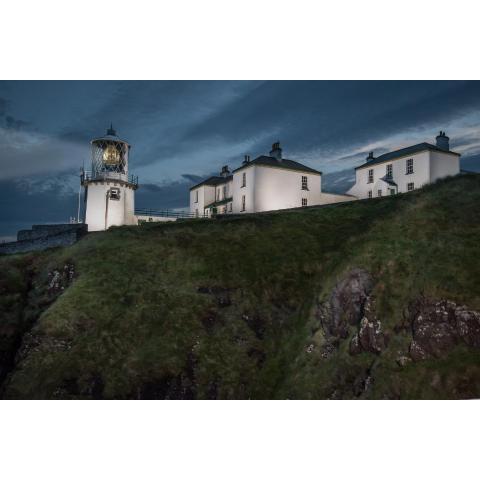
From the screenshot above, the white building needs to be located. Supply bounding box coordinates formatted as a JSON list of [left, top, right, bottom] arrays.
[[347, 131, 460, 199], [190, 142, 353, 216], [81, 126, 139, 231]]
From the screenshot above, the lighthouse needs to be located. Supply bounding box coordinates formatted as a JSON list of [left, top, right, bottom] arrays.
[[81, 125, 139, 231]]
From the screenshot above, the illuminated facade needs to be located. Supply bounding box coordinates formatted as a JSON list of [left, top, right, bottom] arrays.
[[190, 142, 354, 216], [347, 132, 461, 199], [81, 125, 139, 231]]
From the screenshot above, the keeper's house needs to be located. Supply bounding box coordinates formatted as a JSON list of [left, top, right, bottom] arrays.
[[347, 131, 460, 199], [190, 142, 353, 216]]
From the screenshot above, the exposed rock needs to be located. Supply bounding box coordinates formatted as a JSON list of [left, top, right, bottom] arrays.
[[349, 297, 387, 355], [317, 268, 374, 339], [409, 298, 480, 361], [47, 263, 75, 295], [396, 355, 412, 367]]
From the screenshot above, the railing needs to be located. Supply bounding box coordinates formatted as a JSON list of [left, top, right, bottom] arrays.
[[135, 208, 207, 219], [81, 170, 139, 186]]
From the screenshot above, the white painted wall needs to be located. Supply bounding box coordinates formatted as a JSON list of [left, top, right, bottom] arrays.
[[252, 165, 321, 212], [190, 184, 215, 216], [233, 166, 256, 213], [319, 192, 356, 205], [430, 150, 460, 183], [135, 215, 176, 223], [85, 182, 135, 231], [348, 150, 431, 199]]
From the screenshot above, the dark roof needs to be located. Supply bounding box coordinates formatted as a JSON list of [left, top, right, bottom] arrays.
[[380, 176, 398, 187], [233, 155, 321, 175], [205, 197, 233, 209], [190, 175, 232, 190], [355, 143, 460, 170]]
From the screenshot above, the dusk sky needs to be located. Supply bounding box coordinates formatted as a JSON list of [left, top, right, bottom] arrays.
[[1, 80, 480, 239]]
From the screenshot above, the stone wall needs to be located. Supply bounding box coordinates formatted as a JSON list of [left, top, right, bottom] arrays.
[[0, 224, 88, 255]]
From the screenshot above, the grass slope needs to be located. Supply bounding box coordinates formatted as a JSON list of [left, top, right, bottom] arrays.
[[1, 174, 479, 399]]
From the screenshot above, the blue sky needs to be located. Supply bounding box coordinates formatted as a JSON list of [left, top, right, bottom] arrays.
[[1, 80, 480, 239]]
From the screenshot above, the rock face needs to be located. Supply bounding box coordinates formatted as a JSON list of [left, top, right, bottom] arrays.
[[349, 297, 387, 355], [409, 299, 480, 361], [317, 268, 374, 338]]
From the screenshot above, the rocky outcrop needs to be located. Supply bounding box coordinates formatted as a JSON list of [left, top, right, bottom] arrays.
[[317, 268, 374, 338], [409, 299, 480, 361], [349, 297, 387, 355]]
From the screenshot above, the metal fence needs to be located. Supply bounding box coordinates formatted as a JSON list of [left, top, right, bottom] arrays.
[[135, 208, 207, 219]]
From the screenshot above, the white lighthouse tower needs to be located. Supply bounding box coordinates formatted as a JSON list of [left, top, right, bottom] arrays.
[[81, 125, 138, 231]]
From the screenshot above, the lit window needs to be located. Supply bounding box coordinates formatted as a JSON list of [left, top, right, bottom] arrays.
[[368, 190, 372, 199], [301, 176, 308, 190], [368, 169, 374, 183], [406, 158, 414, 174], [109, 188, 120, 200], [386, 164, 392, 178], [378, 189, 382, 197], [302, 198, 307, 207], [241, 195, 246, 211], [407, 182, 414, 191], [195, 190, 198, 203], [242, 172, 246, 187]]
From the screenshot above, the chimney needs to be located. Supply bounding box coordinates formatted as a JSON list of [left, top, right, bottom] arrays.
[[220, 165, 230, 178], [270, 142, 282, 161], [366, 151, 375, 162], [436, 131, 450, 151], [242, 154, 251, 165]]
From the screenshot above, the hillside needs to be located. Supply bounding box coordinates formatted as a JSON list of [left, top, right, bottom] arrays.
[[1, 174, 480, 399]]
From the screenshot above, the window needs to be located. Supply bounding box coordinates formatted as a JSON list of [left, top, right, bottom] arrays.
[[389, 188, 395, 196], [216, 189, 220, 201], [109, 188, 120, 200], [407, 182, 414, 192], [195, 209, 199, 217], [301, 176, 308, 190], [406, 158, 414, 174], [368, 190, 372, 199], [223, 185, 227, 198], [195, 190, 198, 203], [368, 169, 374, 183], [242, 172, 246, 187], [241, 195, 246, 211], [222, 206, 227, 214], [378, 189, 382, 197], [386, 164, 393, 178], [229, 203, 232, 212], [302, 198, 307, 207]]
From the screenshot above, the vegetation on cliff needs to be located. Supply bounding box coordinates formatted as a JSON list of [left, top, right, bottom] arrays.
[[0, 174, 479, 399]]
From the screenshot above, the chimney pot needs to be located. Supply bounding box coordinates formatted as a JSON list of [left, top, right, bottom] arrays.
[[269, 141, 282, 161], [436, 131, 450, 151]]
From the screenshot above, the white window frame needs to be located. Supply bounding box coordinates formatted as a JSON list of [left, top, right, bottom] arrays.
[[406, 158, 414, 175], [302, 198, 307, 207], [242, 172, 246, 187], [195, 190, 198, 203], [301, 176, 308, 190], [378, 189, 382, 197], [407, 182, 414, 192], [386, 164, 393, 178], [241, 195, 246, 212], [368, 190, 372, 199], [368, 169, 374, 183]]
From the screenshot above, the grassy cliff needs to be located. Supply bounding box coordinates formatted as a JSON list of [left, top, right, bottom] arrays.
[[1, 174, 479, 399]]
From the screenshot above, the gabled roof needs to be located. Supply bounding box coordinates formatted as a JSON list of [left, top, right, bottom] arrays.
[[355, 143, 460, 170], [190, 175, 232, 191], [233, 155, 322, 175], [379, 176, 398, 187]]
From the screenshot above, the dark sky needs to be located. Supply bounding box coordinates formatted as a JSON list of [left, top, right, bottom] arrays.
[[1, 80, 480, 239]]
